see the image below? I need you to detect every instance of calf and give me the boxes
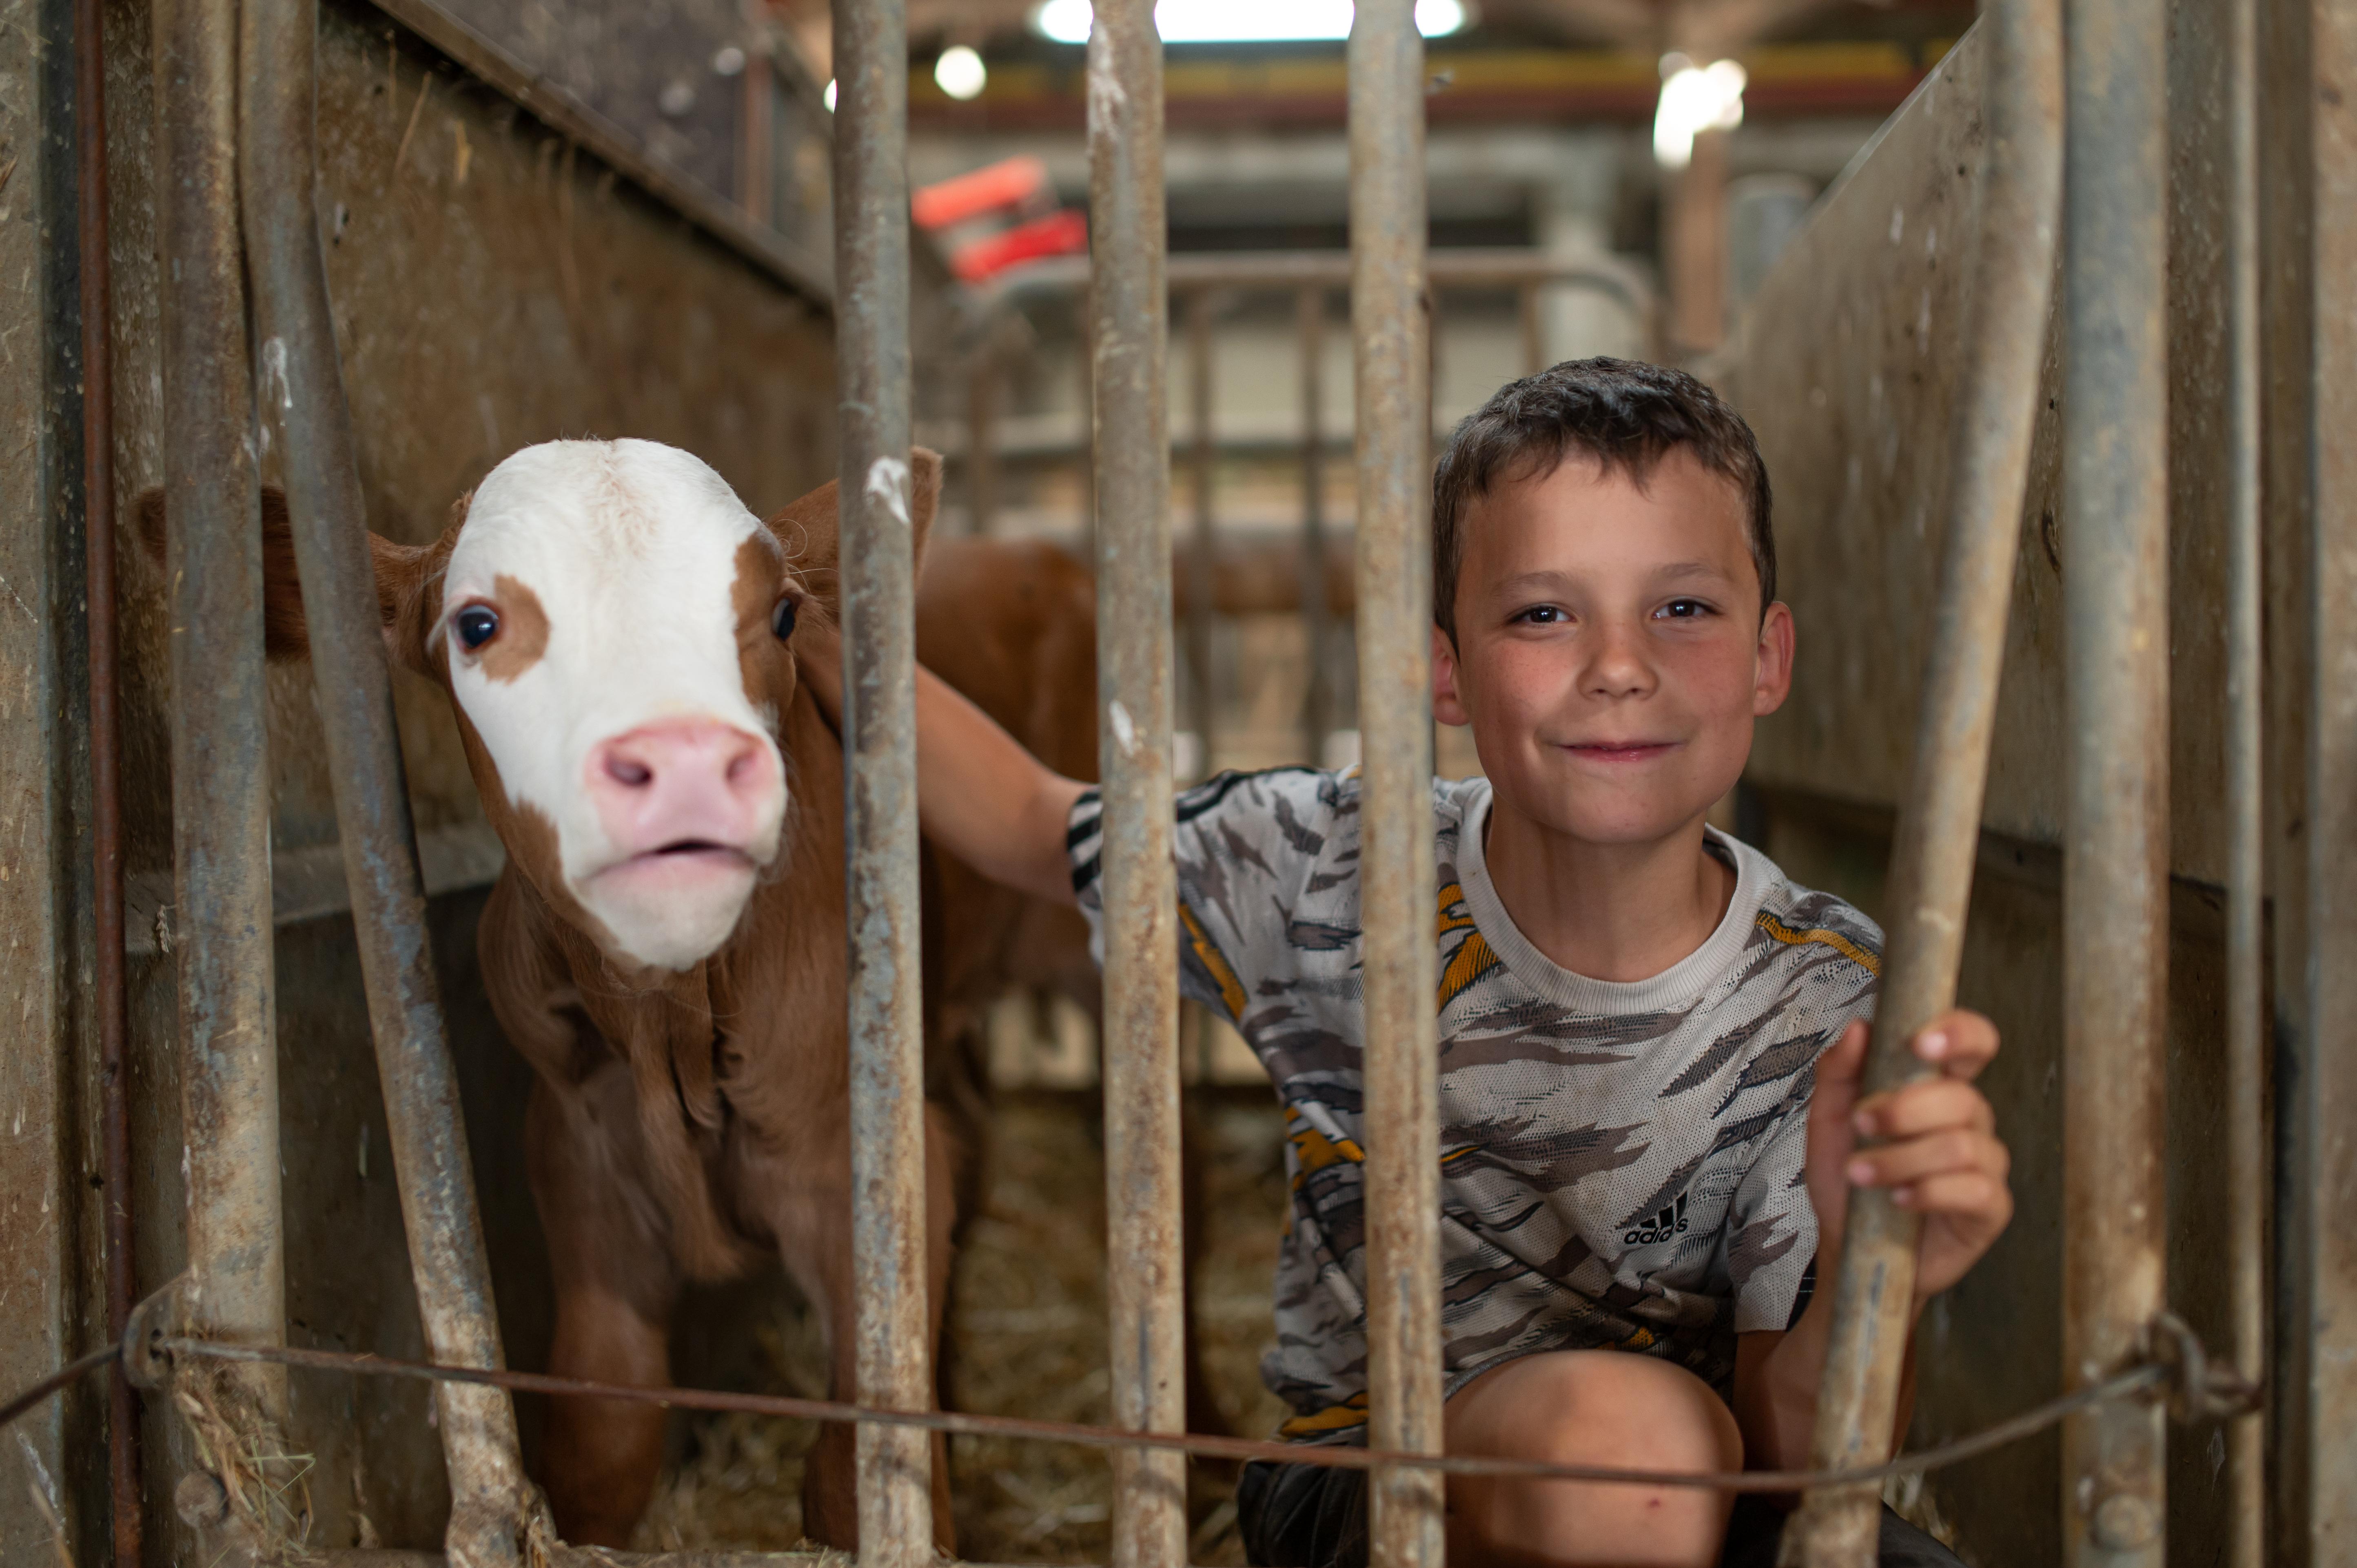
[145,441,1094,1549]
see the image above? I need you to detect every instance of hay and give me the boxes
[171,1362,315,1563]
[632,1091,1293,1564]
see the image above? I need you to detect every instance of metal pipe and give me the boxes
[73,0,140,1557]
[236,0,539,1560]
[1348,7,1440,1568]
[2060,0,2169,1558]
[831,1,931,1561]
[2222,0,2266,1553]
[1086,4,1186,1564]
[1780,3,2062,1562]
[153,0,287,1494]
[1297,286,1330,763]
[1186,289,1217,780]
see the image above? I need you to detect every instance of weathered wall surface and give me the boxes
[1726,9,2292,1565]
[16,0,845,1554]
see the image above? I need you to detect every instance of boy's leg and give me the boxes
[1443,1351,1742,1568]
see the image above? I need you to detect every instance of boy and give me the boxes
[809,359,2011,1567]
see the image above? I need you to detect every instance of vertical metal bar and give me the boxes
[1186,288,1217,779]
[1297,285,1330,763]
[1426,285,1443,447]
[2062,0,2169,1557]
[1086,5,1186,1566]
[1780,3,2062,1561]
[153,0,287,1462]
[831,1,931,1561]
[1080,283,1099,545]
[1517,280,1544,377]
[1349,7,1440,1568]
[2224,0,2267,1553]
[73,0,140,1556]
[2302,0,2357,1554]
[237,2,539,1561]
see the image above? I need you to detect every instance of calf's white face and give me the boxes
[439,440,794,970]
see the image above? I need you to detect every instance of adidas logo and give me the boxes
[1622,1193,1690,1247]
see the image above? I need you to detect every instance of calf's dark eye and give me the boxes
[772,596,798,642]
[455,605,500,650]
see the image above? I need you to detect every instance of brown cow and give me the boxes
[144,442,1101,1549]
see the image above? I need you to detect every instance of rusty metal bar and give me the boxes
[831,0,931,1560]
[2223,0,2266,1553]
[1086,3,1187,1564]
[2302,0,2357,1554]
[2060,0,2170,1557]
[237,0,539,1559]
[152,0,287,1511]
[1186,289,1217,780]
[1780,2,2062,1563]
[1348,6,1440,1568]
[1297,285,1331,763]
[73,0,140,1555]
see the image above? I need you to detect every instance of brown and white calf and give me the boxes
[146,440,1100,1548]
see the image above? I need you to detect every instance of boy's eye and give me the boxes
[1514,605,1567,625]
[1657,598,1712,620]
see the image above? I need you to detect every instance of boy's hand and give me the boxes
[1803,1011,2012,1304]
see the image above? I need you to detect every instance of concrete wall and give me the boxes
[1725,8,2308,1563]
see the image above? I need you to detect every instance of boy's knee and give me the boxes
[1474,1351,1741,1473]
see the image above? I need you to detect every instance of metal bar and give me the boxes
[2223,0,2266,1552]
[1086,3,1186,1564]
[2061,0,2170,1557]
[153,0,288,1491]
[237,0,539,1560]
[1426,283,1444,447]
[1186,289,1217,780]
[73,0,139,1555]
[831,0,931,1561]
[2303,0,2357,1553]
[1348,7,1440,1568]
[1297,286,1330,763]
[1780,2,2062,1562]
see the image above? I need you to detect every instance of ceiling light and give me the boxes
[935,45,989,98]
[1033,0,1469,46]
[1653,56,1745,170]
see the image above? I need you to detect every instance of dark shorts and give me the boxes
[1235,1459,1968,1568]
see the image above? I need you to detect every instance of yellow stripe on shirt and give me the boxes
[1179,899,1250,1019]
[1754,910,1882,976]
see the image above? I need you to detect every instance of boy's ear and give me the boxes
[760,446,945,616]
[1431,624,1472,728]
[130,482,461,676]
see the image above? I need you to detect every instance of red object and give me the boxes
[913,155,1052,230]
[948,209,1090,282]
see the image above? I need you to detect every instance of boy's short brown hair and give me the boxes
[1430,357,1775,641]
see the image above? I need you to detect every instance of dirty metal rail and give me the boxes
[1348,8,1443,1568]
[1779,0,2062,1562]
[832,0,933,1562]
[1297,285,1333,760]
[152,0,289,1521]
[2062,0,2171,1559]
[238,0,540,1559]
[1085,4,1190,1565]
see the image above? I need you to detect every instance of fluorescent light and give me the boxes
[823,77,838,110]
[1653,55,1745,169]
[1033,0,1469,45]
[935,44,989,99]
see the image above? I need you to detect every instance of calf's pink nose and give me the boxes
[585,720,776,855]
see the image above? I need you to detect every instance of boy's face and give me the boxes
[1432,450,1794,848]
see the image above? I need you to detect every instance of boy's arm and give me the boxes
[1732,1010,2011,1477]
[797,616,1087,906]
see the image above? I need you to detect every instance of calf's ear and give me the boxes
[130,483,459,675]
[761,446,945,616]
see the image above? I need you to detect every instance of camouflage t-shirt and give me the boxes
[1066,768,1883,1443]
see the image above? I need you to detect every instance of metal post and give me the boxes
[74,0,140,1556]
[2062,0,2169,1558]
[1778,3,2062,1562]
[1298,285,1330,763]
[153,0,287,1489]
[831,0,931,1561]
[1349,7,1440,1568]
[2302,0,2357,1555]
[1186,288,1217,780]
[237,1,539,1561]
[2223,0,2267,1555]
[1087,5,1186,1567]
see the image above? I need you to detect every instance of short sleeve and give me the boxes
[1066,767,1342,1027]
[1721,1080,1821,1334]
